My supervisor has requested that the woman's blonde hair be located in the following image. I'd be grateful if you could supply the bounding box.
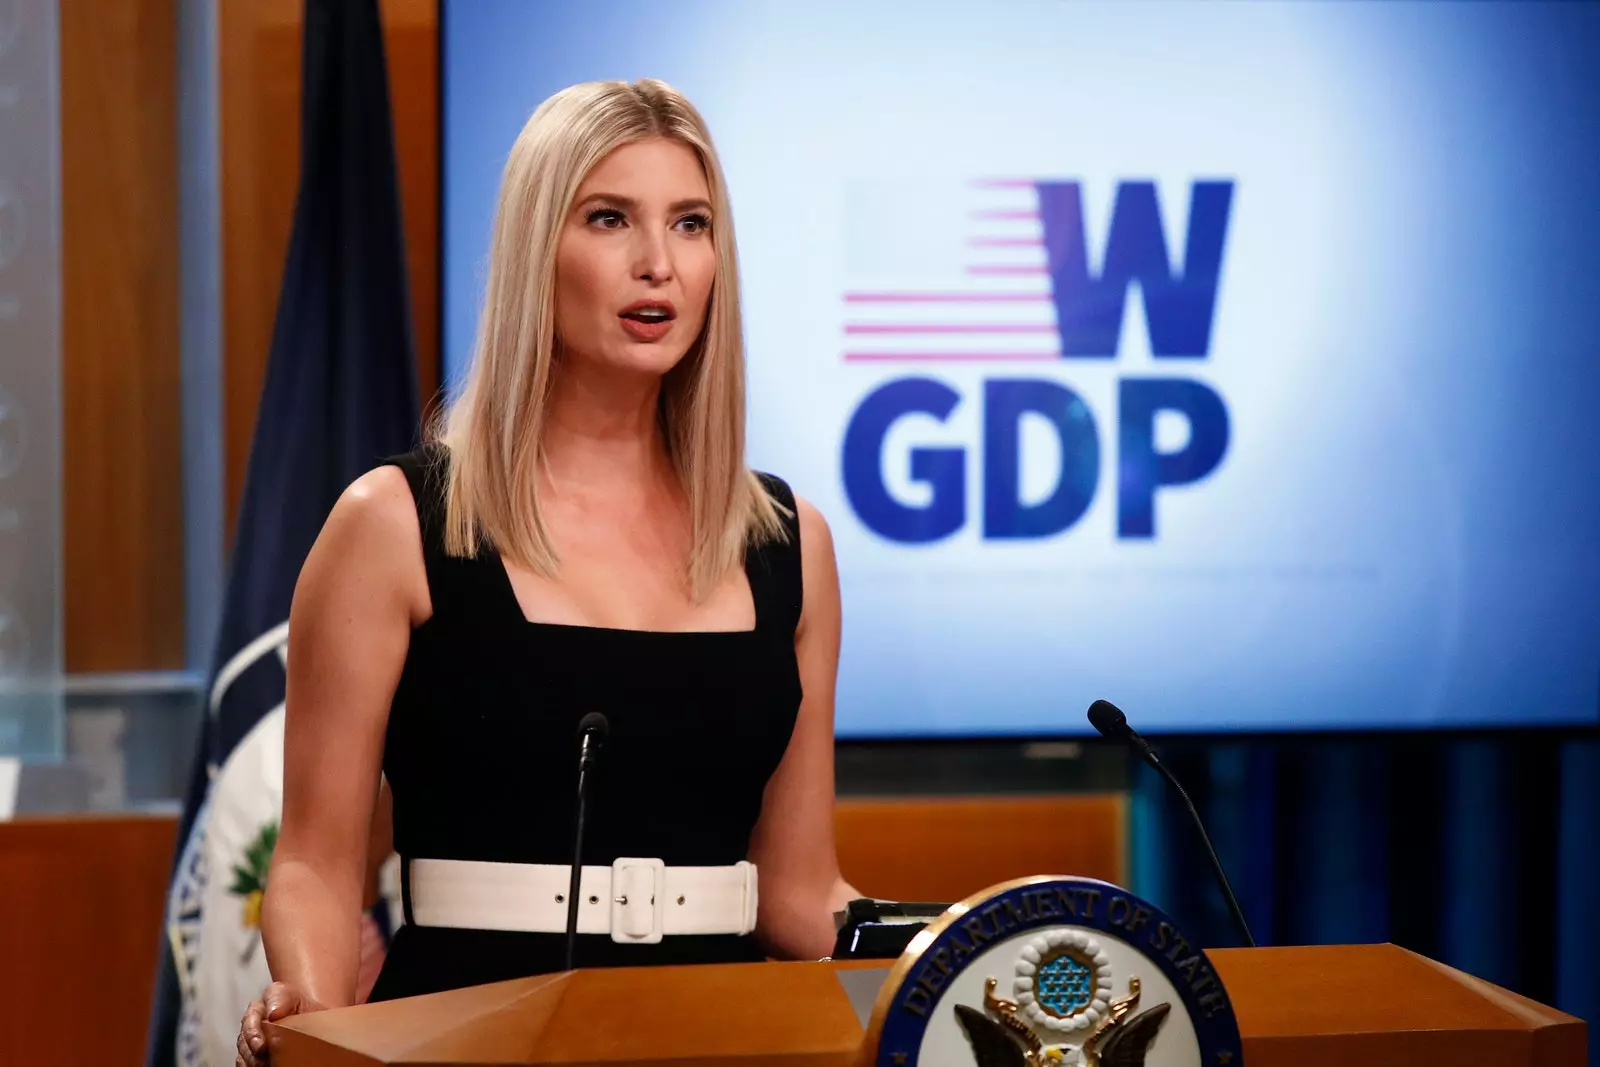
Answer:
[435,79,787,601]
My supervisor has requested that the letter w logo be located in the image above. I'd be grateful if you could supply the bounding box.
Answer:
[1035,180,1234,358]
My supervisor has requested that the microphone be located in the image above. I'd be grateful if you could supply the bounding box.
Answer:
[565,712,609,971]
[1087,699,1257,948]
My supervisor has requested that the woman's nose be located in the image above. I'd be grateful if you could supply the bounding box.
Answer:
[632,229,673,283]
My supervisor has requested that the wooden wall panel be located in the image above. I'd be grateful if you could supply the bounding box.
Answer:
[220,0,440,538]
[384,0,440,419]
[218,0,299,541]
[835,793,1127,905]
[0,815,179,1067]
[59,0,185,671]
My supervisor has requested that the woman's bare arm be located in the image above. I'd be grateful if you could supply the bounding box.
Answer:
[747,495,861,960]
[259,466,429,1007]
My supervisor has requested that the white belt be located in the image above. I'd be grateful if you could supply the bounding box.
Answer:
[406,857,758,945]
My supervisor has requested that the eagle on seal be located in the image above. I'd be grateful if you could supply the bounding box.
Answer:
[954,1001,1172,1067]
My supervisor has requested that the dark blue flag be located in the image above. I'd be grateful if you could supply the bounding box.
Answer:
[146,0,420,1062]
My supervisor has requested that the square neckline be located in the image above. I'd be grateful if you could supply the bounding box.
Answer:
[385,445,801,641]
[486,548,766,638]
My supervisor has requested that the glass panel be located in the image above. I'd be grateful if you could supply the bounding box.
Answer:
[0,0,63,760]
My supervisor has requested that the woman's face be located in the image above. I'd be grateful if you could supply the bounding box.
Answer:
[553,137,717,380]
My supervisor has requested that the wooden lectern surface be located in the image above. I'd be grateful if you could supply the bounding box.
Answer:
[270,958,885,1067]
[1210,943,1586,1067]
[269,944,1585,1067]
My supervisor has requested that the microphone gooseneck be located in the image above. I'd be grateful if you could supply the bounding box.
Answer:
[565,712,610,970]
[1087,699,1257,948]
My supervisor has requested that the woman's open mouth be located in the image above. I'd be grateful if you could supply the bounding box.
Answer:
[618,301,677,342]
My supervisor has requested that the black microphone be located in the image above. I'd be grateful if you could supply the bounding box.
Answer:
[1087,699,1257,948]
[565,712,609,970]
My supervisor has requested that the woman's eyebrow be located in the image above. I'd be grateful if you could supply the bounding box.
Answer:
[574,193,712,214]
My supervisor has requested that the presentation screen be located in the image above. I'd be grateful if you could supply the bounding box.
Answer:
[442,1,1600,735]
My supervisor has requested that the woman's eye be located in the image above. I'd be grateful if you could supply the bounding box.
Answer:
[676,213,712,235]
[586,208,626,229]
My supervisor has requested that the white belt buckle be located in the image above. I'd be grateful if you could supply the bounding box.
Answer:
[610,857,666,944]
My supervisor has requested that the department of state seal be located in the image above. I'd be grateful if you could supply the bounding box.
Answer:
[864,876,1243,1067]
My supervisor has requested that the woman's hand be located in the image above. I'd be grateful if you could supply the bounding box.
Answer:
[236,981,327,1067]
[236,910,385,1066]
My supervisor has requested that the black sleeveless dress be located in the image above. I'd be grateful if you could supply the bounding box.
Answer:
[366,445,804,1002]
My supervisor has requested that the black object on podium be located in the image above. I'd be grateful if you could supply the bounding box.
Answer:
[830,898,950,959]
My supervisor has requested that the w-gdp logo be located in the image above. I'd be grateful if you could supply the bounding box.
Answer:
[840,178,1235,543]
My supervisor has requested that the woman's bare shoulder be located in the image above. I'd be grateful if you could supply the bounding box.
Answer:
[324,465,422,549]
[789,492,839,637]
[300,464,431,622]
[790,492,832,548]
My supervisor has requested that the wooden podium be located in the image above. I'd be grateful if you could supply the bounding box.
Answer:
[268,943,1586,1066]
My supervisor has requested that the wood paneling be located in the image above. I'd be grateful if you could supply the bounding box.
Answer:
[384,0,440,419]
[218,0,299,538]
[835,793,1126,904]
[59,0,185,671]
[220,0,439,538]
[56,0,439,667]
[0,815,179,1067]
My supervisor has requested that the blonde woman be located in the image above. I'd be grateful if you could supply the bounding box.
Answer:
[237,79,856,1064]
